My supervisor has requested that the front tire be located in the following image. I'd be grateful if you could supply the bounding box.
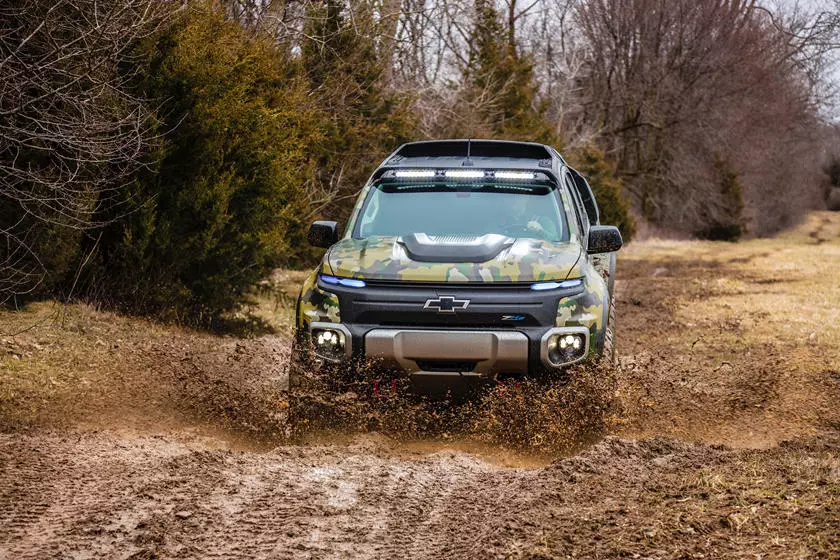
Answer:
[287,332,308,390]
[602,293,616,364]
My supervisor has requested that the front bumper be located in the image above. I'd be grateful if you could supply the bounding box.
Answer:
[366,328,530,375]
[308,322,590,377]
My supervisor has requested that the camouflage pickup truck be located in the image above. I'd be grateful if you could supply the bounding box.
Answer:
[289,140,623,395]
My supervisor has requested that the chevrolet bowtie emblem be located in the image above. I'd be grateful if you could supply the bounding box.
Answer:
[423,296,470,313]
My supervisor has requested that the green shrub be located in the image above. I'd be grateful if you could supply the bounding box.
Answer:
[0,207,83,302]
[695,154,745,241]
[90,7,321,323]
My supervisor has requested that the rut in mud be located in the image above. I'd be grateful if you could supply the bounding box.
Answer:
[1,212,839,559]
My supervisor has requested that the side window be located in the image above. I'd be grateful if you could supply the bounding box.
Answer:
[564,174,589,238]
[569,170,599,226]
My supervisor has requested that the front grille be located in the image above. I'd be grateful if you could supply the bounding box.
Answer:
[320,280,583,329]
[356,308,540,328]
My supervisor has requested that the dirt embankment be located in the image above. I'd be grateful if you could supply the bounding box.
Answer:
[1,212,839,559]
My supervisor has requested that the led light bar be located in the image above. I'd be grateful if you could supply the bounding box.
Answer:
[393,169,541,180]
[494,171,536,180]
[530,278,583,291]
[394,170,436,178]
[444,170,486,179]
[319,274,366,288]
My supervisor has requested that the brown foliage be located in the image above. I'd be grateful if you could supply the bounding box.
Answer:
[576,0,829,235]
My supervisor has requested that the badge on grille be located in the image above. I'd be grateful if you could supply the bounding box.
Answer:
[423,296,470,313]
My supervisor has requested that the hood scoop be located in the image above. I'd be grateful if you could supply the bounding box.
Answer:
[400,233,514,263]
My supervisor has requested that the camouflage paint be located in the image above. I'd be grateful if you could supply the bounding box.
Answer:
[296,269,340,330]
[326,236,583,283]
[554,265,609,356]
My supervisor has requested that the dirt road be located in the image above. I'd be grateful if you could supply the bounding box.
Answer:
[1,213,839,559]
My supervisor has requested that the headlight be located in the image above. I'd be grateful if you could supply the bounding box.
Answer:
[531,278,583,291]
[319,274,366,288]
[310,325,349,362]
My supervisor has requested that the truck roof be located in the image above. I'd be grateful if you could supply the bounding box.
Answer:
[380,140,565,172]
[371,139,599,225]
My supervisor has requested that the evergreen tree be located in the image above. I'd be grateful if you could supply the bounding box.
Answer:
[698,154,745,241]
[301,0,415,224]
[568,146,637,240]
[463,3,635,239]
[463,0,557,143]
[89,7,321,323]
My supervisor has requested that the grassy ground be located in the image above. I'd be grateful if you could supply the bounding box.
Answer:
[243,268,309,336]
[615,212,840,447]
[0,302,290,441]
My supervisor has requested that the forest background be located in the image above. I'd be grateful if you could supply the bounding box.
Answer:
[2,0,839,324]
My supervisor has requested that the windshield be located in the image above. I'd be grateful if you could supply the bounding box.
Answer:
[354,182,569,242]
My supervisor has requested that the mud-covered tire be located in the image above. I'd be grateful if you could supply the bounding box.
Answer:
[286,336,307,390]
[602,293,616,364]
[285,337,359,439]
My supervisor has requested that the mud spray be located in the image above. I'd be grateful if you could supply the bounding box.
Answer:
[284,362,621,457]
[0,315,619,459]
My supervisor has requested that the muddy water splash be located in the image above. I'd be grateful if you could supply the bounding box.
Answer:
[288,362,620,457]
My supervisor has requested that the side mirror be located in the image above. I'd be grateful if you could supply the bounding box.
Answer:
[587,225,623,254]
[308,221,340,248]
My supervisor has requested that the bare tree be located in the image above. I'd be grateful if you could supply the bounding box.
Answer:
[0,0,172,303]
[574,0,835,235]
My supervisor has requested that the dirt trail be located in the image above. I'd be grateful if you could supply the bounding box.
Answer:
[1,212,839,559]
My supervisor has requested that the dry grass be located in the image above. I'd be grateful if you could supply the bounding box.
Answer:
[615,211,840,447]
[241,269,310,336]
[0,302,159,429]
[0,301,289,442]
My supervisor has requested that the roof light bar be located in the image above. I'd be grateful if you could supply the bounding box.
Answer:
[530,278,583,291]
[394,170,436,178]
[391,169,542,180]
[495,171,536,180]
[444,170,486,179]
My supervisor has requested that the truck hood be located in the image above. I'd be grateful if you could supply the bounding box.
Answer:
[325,235,583,283]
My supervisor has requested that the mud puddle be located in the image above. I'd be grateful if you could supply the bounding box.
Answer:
[2,429,837,559]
